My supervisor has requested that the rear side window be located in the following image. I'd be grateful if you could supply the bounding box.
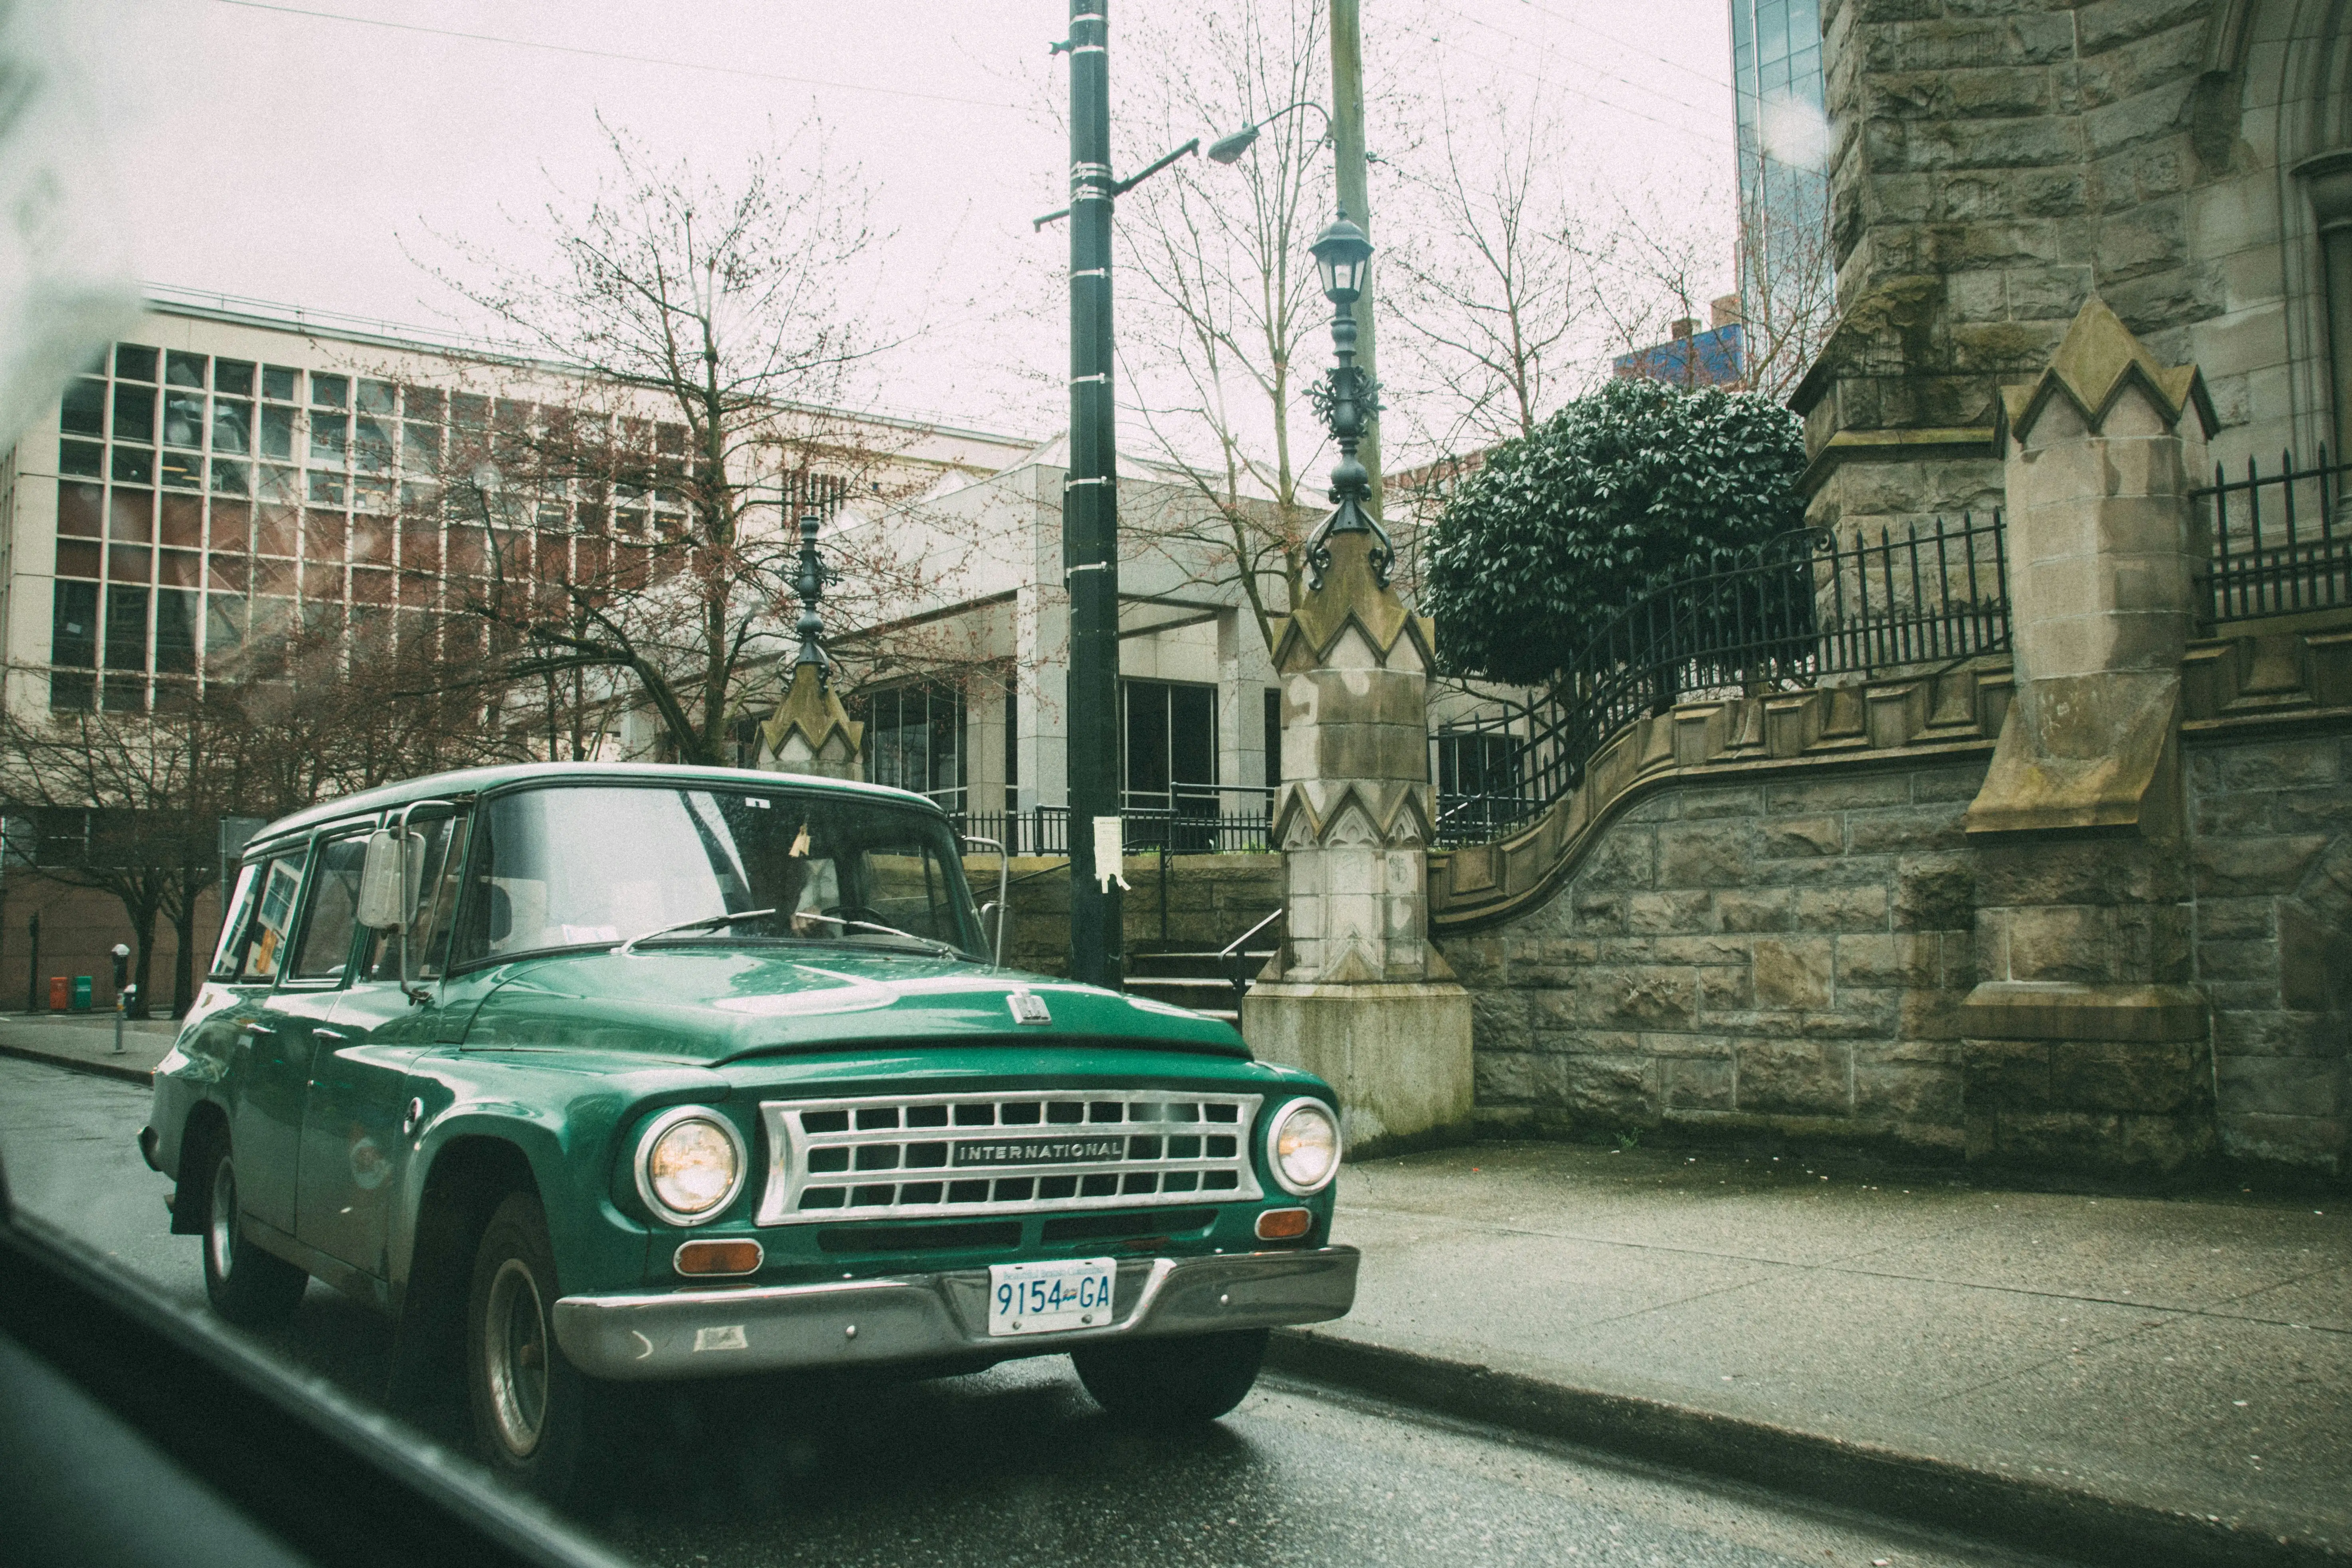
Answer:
[207,863,259,981]
[289,834,368,982]
[235,852,307,983]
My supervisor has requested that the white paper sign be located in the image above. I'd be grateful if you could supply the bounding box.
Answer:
[1092,816,1131,892]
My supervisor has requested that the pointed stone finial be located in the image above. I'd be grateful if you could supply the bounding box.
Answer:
[1995,297,2218,445]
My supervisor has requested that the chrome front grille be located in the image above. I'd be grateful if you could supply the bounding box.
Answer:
[755,1090,1265,1225]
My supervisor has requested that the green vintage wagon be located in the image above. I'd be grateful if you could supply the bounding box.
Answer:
[140,762,1356,1495]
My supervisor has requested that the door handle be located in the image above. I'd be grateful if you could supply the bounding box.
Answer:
[241,1022,277,1036]
[313,1027,350,1042]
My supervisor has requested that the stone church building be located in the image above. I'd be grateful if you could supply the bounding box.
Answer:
[1795,0,2351,529]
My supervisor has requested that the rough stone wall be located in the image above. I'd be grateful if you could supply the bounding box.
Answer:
[1439,761,1987,1159]
[2188,730,2352,1172]
[1802,0,2325,540]
[1440,726,2352,1174]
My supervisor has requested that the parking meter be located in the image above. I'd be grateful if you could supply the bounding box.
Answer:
[111,943,132,1055]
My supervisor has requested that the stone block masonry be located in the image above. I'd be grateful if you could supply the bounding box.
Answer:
[1440,755,1990,1160]
[2187,730,2352,1173]
[1436,707,2352,1176]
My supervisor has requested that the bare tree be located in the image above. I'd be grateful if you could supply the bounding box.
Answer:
[415,118,936,765]
[1383,78,1588,452]
[1110,0,1333,656]
[0,702,222,1018]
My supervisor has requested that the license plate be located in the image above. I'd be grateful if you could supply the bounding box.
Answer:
[988,1257,1117,1337]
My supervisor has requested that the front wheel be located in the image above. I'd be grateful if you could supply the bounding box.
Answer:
[199,1143,307,1327]
[1072,1329,1268,1426]
[465,1191,600,1502]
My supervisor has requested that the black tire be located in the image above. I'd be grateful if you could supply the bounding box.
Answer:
[465,1191,600,1502]
[1072,1329,1269,1426]
[198,1139,307,1327]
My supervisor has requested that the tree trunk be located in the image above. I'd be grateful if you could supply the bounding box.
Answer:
[127,892,161,1020]
[169,888,201,1018]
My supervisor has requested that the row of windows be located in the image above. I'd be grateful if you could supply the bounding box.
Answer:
[63,343,695,518]
[47,577,498,712]
[1729,0,1820,72]
[854,679,1235,816]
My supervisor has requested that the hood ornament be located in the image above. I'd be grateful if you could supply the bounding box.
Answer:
[1007,989,1052,1026]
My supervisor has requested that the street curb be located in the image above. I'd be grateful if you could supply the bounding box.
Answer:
[0,1041,156,1088]
[1266,1329,2344,1568]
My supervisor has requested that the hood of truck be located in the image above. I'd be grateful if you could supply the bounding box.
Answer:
[453,947,1249,1062]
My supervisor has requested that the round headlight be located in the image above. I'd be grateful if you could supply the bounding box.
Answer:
[635,1108,746,1226]
[1264,1099,1341,1195]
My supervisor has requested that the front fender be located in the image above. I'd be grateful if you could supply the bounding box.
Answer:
[387,1052,733,1300]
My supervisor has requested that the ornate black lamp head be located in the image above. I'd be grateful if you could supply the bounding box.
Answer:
[1310,214,1372,304]
[1303,209,1393,592]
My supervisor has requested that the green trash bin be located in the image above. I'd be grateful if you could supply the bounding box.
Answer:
[71,975,93,1012]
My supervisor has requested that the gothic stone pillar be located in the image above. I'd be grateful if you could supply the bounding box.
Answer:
[1959,298,2220,1176]
[756,664,863,781]
[1240,531,1472,1157]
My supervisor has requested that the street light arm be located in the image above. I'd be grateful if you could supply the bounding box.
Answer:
[1206,100,1333,164]
[1033,137,1201,228]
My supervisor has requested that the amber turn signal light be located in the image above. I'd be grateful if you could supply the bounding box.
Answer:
[1255,1207,1312,1242]
[674,1238,764,1276]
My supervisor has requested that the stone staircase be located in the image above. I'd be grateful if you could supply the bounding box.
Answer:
[1122,911,1283,1028]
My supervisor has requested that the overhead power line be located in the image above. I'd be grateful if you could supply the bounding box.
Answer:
[203,0,1031,113]
[1425,24,1736,150]
[1426,0,1722,117]
[1507,0,1737,91]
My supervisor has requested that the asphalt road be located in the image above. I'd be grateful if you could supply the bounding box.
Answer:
[1,1055,2067,1568]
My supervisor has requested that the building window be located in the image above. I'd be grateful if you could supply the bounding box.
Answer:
[1263,687,1282,789]
[861,684,967,811]
[1122,678,1217,819]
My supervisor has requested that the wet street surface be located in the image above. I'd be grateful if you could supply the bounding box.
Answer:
[3,1056,2069,1568]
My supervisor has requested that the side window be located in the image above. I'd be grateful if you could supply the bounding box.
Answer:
[363,810,472,981]
[208,862,260,981]
[288,834,368,982]
[236,853,307,983]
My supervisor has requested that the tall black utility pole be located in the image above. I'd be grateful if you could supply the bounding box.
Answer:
[1064,0,1122,989]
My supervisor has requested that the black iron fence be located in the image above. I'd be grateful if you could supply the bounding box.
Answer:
[2197,448,2352,623]
[1430,514,2011,844]
[955,787,1274,859]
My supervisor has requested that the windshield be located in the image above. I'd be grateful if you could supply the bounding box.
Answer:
[453,784,981,964]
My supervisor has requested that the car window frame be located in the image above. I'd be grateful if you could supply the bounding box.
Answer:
[358,801,473,985]
[205,860,263,983]
[275,821,378,994]
[220,839,315,988]
[441,779,982,977]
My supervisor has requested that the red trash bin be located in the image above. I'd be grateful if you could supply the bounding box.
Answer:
[47,975,68,1011]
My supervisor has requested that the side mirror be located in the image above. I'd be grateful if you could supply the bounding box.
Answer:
[979,901,1005,966]
[356,829,415,930]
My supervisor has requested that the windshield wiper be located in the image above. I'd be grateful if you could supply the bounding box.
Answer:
[796,912,962,960]
[615,907,778,957]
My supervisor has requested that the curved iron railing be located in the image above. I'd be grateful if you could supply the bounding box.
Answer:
[1431,513,2010,844]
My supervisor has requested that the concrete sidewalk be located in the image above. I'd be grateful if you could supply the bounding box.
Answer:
[1276,1141,2348,1566]
[0,1012,178,1086]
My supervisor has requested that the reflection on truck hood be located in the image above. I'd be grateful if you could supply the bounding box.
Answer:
[457,947,1250,1062]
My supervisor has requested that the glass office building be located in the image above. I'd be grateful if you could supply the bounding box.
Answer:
[1729,0,1832,320]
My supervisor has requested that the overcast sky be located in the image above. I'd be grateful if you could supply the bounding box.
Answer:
[80,0,1738,439]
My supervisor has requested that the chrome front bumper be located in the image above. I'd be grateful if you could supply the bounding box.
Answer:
[552,1245,1358,1382]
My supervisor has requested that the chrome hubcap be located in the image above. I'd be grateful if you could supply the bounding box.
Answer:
[206,1157,237,1280]
[483,1258,549,1457]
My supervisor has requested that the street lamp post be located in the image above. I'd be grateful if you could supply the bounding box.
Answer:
[1303,214,1393,593]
